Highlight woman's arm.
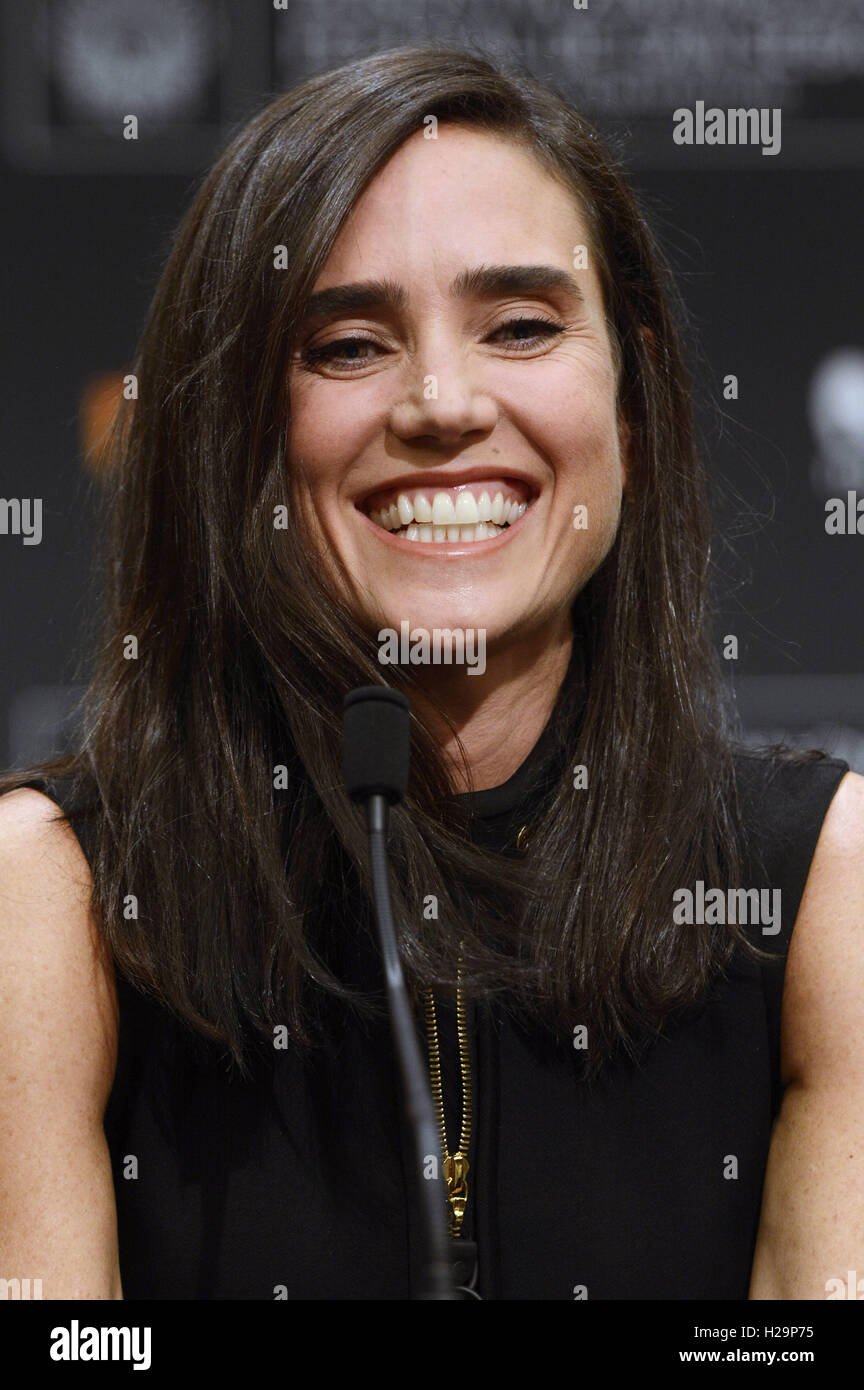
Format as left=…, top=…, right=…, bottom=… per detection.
left=0, top=788, right=122, bottom=1300
left=749, top=770, right=864, bottom=1300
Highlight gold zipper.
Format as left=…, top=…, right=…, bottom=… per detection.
left=420, top=957, right=472, bottom=1238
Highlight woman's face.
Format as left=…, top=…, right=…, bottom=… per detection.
left=288, top=125, right=628, bottom=655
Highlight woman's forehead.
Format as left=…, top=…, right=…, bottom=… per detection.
left=314, top=127, right=598, bottom=304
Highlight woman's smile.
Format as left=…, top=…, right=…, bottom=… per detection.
left=357, top=471, right=534, bottom=550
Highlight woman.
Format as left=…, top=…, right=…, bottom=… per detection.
left=1, top=44, right=862, bottom=1301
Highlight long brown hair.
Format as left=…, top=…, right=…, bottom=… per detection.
left=3, top=44, right=765, bottom=1078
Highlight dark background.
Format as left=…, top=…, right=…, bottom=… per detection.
left=2, top=0, right=863, bottom=770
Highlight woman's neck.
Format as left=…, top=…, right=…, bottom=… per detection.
left=408, top=616, right=573, bottom=793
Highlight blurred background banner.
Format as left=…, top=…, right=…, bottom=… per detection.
left=3, top=0, right=864, bottom=172
left=1, top=0, right=250, bottom=172
left=272, top=0, right=864, bottom=168
left=1, top=0, right=862, bottom=768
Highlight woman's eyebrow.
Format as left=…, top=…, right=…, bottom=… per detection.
left=299, top=264, right=584, bottom=324
left=450, top=263, right=585, bottom=302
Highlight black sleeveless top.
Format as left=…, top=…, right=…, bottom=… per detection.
left=21, top=740, right=848, bottom=1300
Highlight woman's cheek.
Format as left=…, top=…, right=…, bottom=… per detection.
left=555, top=418, right=626, bottom=586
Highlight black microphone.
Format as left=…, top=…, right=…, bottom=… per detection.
left=342, top=685, right=455, bottom=1300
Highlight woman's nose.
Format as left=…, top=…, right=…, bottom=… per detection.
left=388, top=355, right=499, bottom=446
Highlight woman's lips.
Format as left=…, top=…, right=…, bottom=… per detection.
left=357, top=477, right=533, bottom=545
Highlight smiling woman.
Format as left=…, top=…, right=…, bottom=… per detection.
left=0, top=43, right=862, bottom=1303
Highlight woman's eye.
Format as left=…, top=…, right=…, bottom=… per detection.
left=303, top=336, right=384, bottom=370
left=487, top=317, right=565, bottom=351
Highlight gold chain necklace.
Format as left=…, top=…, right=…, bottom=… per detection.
left=420, top=957, right=472, bottom=1239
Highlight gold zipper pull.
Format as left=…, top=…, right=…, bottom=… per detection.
left=443, top=1152, right=470, bottom=1232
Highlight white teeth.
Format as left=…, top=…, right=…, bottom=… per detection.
left=388, top=522, right=508, bottom=544
left=431, top=492, right=455, bottom=525
left=364, top=485, right=532, bottom=541
left=453, top=490, right=480, bottom=524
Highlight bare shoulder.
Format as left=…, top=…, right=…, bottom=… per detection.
left=0, top=785, right=122, bottom=1297
left=806, top=767, right=864, bottom=856
left=750, top=771, right=864, bottom=1298
left=781, top=769, right=864, bottom=1086
left=0, top=783, right=92, bottom=878
left=0, top=784, right=117, bottom=1107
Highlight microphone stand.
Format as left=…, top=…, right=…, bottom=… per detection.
left=364, top=792, right=455, bottom=1300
